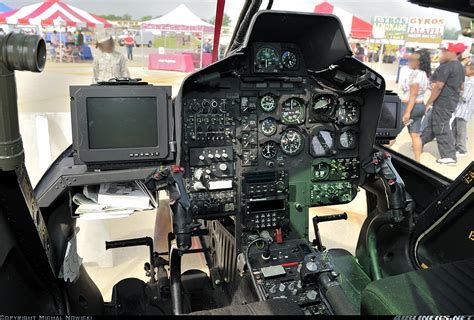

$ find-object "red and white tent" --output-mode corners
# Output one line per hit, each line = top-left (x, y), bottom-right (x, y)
(0, 0), (112, 28)
(314, 2), (372, 39)
(141, 4), (214, 33)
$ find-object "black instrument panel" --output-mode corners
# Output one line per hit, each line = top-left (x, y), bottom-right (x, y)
(180, 41), (366, 236)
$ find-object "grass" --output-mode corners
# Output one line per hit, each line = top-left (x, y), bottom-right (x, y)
(152, 35), (202, 51)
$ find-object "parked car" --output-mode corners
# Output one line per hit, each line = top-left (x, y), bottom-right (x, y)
(117, 30), (154, 47)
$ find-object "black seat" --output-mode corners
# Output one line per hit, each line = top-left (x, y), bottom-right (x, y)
(361, 258), (474, 315)
(189, 299), (304, 315)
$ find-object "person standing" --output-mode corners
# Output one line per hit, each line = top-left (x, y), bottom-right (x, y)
(50, 30), (59, 48)
(417, 43), (467, 166)
(354, 43), (365, 62)
(453, 56), (474, 157)
(400, 49), (431, 162)
(66, 31), (75, 46)
(77, 30), (84, 46)
(124, 32), (135, 61)
(203, 38), (213, 53)
(93, 33), (130, 83)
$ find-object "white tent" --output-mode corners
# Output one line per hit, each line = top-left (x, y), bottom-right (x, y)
(140, 4), (214, 34)
(141, 4), (214, 68)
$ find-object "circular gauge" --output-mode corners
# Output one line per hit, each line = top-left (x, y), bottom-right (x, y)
(260, 95), (277, 112)
(312, 94), (337, 121)
(281, 98), (305, 125)
(280, 129), (304, 155)
(261, 117), (278, 136)
(281, 50), (297, 69)
(219, 99), (227, 113)
(255, 47), (279, 71)
(339, 130), (357, 149)
(313, 161), (330, 181)
(201, 99), (210, 114)
(310, 129), (335, 157)
(337, 100), (361, 125)
(261, 141), (278, 159)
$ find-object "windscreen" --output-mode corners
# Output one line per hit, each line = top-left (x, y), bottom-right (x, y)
(87, 97), (158, 149)
(378, 102), (398, 129)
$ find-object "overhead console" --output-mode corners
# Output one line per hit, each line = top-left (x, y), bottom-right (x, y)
(177, 10), (386, 244)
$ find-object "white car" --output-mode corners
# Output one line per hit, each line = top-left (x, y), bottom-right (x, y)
(117, 30), (154, 48)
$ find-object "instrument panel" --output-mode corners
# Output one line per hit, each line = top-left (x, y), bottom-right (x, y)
(253, 42), (303, 73)
(180, 41), (365, 239)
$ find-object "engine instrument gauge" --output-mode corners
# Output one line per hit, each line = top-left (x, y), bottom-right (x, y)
(261, 117), (278, 136)
(255, 47), (279, 71)
(280, 129), (304, 155)
(260, 95), (277, 112)
(313, 161), (330, 181)
(312, 94), (337, 121)
(281, 98), (305, 125)
(339, 130), (357, 149)
(337, 100), (361, 125)
(261, 141), (278, 159)
(281, 50), (297, 69)
(310, 129), (335, 157)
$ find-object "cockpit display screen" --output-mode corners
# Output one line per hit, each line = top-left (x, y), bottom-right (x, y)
(87, 97), (158, 150)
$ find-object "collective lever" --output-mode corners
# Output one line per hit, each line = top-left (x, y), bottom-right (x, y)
(312, 213), (348, 251)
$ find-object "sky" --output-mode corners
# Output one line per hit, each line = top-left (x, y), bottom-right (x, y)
(2, 0), (461, 29)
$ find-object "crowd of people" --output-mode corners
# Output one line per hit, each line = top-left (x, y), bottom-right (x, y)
(399, 42), (473, 165)
(49, 29), (87, 63)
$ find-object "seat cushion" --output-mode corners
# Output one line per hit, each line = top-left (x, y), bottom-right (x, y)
(189, 299), (304, 315)
(328, 249), (372, 314)
(361, 258), (474, 315)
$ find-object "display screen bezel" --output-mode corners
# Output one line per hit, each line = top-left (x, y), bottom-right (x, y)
(71, 85), (171, 164)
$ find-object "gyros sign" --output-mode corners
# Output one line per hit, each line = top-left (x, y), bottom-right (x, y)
(407, 17), (446, 43)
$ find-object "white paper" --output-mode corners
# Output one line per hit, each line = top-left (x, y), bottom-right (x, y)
(60, 227), (82, 283)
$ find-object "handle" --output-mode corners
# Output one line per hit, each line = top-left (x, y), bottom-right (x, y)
(315, 213), (348, 223)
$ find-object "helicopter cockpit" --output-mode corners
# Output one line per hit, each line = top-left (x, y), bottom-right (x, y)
(0, 2), (473, 317)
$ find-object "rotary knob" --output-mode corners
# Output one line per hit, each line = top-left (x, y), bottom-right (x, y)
(306, 290), (318, 301)
(279, 283), (286, 292)
(288, 282), (296, 291)
(276, 181), (285, 191)
(193, 168), (204, 180)
(207, 154), (214, 159)
(218, 163), (228, 171)
(192, 181), (206, 191)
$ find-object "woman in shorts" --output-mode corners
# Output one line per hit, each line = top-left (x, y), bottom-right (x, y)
(400, 49), (431, 162)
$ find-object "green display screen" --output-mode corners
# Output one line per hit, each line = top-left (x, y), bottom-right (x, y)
(87, 97), (158, 149)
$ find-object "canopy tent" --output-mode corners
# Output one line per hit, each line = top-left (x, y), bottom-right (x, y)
(0, 2), (11, 13)
(141, 4), (214, 33)
(0, 0), (112, 28)
(314, 1), (372, 39)
(141, 4), (214, 69)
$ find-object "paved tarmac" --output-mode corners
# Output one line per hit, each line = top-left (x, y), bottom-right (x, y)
(15, 58), (472, 301)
